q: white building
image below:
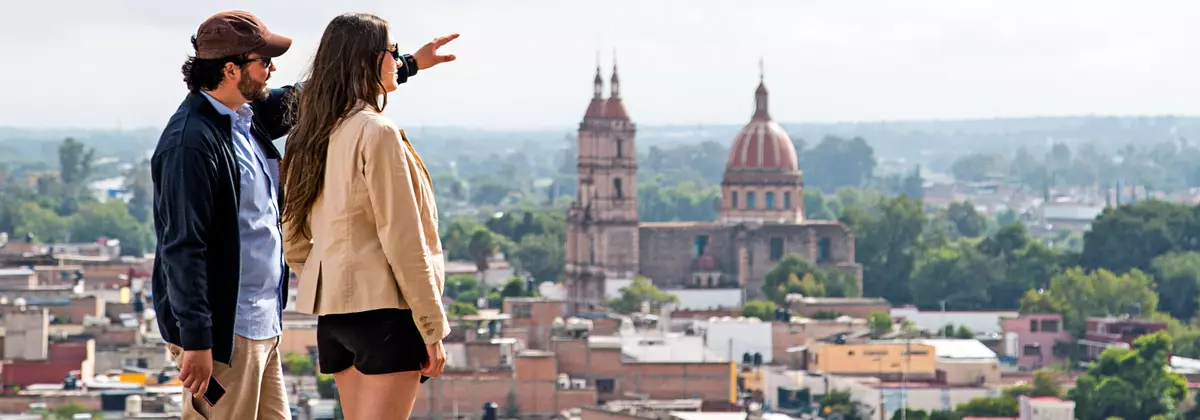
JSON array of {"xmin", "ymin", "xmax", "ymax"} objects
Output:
[
  {"xmin": 890, "ymin": 306, "xmax": 1017, "ymax": 335},
  {"xmin": 1020, "ymin": 396, "xmax": 1075, "ymax": 420},
  {"xmin": 703, "ymin": 316, "xmax": 773, "ymax": 364}
]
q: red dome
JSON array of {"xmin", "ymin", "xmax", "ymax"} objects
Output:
[
  {"xmin": 725, "ymin": 78, "xmax": 798, "ymax": 173},
  {"xmin": 726, "ymin": 119, "xmax": 798, "ymax": 172}
]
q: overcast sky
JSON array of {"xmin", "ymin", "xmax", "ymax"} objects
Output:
[{"xmin": 1, "ymin": 0, "xmax": 1197, "ymax": 130}]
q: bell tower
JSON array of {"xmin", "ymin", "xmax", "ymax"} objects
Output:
[{"xmin": 565, "ymin": 54, "xmax": 639, "ymax": 313}]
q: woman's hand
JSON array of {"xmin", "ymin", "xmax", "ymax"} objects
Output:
[
  {"xmin": 413, "ymin": 34, "xmax": 459, "ymax": 70},
  {"xmin": 421, "ymin": 340, "xmax": 447, "ymax": 377}
]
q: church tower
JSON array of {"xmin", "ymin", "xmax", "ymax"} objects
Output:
[{"xmin": 565, "ymin": 56, "xmax": 639, "ymax": 313}]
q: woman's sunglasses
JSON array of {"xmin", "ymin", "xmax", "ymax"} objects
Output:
[{"xmin": 386, "ymin": 43, "xmax": 401, "ymax": 62}]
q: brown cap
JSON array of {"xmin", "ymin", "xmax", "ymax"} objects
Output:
[{"xmin": 194, "ymin": 10, "xmax": 292, "ymax": 60}]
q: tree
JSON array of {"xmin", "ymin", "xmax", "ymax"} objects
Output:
[
  {"xmin": 11, "ymin": 202, "xmax": 70, "ymax": 243},
  {"xmin": 819, "ymin": 389, "xmax": 867, "ymax": 420},
  {"xmin": 1150, "ymin": 252, "xmax": 1200, "ymax": 321},
  {"xmin": 909, "ymin": 242, "xmax": 998, "ymax": 310},
  {"xmin": 45, "ymin": 402, "xmax": 102, "ymax": 419},
  {"xmin": 609, "ymin": 277, "xmax": 678, "ymax": 314},
  {"xmin": 125, "ymin": 159, "xmax": 153, "ymax": 224},
  {"xmin": 845, "ymin": 195, "xmax": 926, "ymax": 304},
  {"xmin": 448, "ymin": 301, "xmax": 479, "ymax": 317},
  {"xmin": 1019, "ymin": 267, "xmax": 1158, "ymax": 337},
  {"xmin": 316, "ymin": 373, "xmax": 337, "ymax": 398},
  {"xmin": 282, "ymin": 352, "xmax": 315, "ymax": 375},
  {"xmin": 468, "ymin": 227, "xmax": 498, "ymax": 276},
  {"xmin": 503, "ymin": 389, "xmax": 520, "ymax": 418},
  {"xmin": 1080, "ymin": 200, "xmax": 1196, "ymax": 274},
  {"xmin": 58, "ymin": 137, "xmax": 94, "ymax": 187},
  {"xmin": 867, "ymin": 311, "xmax": 892, "ymax": 337},
  {"xmin": 955, "ymin": 396, "xmax": 1018, "ymax": 417},
  {"xmin": 1069, "ymin": 332, "xmax": 1188, "ymax": 420},
  {"xmin": 761, "ymin": 254, "xmax": 859, "ymax": 304},
  {"xmin": 1004, "ymin": 369, "xmax": 1065, "ymax": 399},
  {"xmin": 499, "ymin": 276, "xmax": 538, "ymax": 300},
  {"xmin": 509, "ymin": 233, "xmax": 565, "ymax": 283},
  {"xmin": 742, "ymin": 300, "xmax": 777, "ymax": 320},
  {"xmin": 71, "ymin": 199, "xmax": 155, "ymax": 256},
  {"xmin": 944, "ymin": 201, "xmax": 986, "ymax": 238}
]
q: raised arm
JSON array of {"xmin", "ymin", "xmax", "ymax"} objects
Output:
[
  {"xmin": 361, "ymin": 118, "xmax": 449, "ymax": 344},
  {"xmin": 153, "ymin": 145, "xmax": 217, "ymax": 351}
]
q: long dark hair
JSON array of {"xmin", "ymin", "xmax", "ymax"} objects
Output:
[{"xmin": 282, "ymin": 13, "xmax": 390, "ymax": 241}]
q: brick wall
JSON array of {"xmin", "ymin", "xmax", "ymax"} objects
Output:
[
  {"xmin": 410, "ymin": 352, "xmax": 598, "ymax": 419},
  {"xmin": 503, "ymin": 299, "xmax": 566, "ymax": 350},
  {"xmin": 637, "ymin": 222, "xmax": 859, "ymax": 300},
  {"xmin": 550, "ymin": 338, "xmax": 734, "ymax": 403}
]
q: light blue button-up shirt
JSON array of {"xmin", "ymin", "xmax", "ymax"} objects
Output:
[{"xmin": 201, "ymin": 92, "xmax": 284, "ymax": 340}]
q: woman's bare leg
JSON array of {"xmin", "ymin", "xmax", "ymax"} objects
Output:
[
  {"xmin": 354, "ymin": 371, "xmax": 423, "ymax": 419},
  {"xmin": 333, "ymin": 366, "xmax": 364, "ymax": 420}
]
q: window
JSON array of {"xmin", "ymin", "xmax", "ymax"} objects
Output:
[
  {"xmin": 864, "ymin": 350, "xmax": 888, "ymax": 356},
  {"xmin": 766, "ymin": 192, "xmax": 776, "ymax": 209},
  {"xmin": 707, "ymin": 276, "xmax": 715, "ymax": 288},
  {"xmin": 1029, "ymin": 319, "xmax": 1039, "ymax": 333},
  {"xmin": 514, "ymin": 304, "xmax": 532, "ymax": 319},
  {"xmin": 747, "ymin": 192, "xmax": 757, "ymax": 209},
  {"xmin": 1023, "ymin": 344, "xmax": 1041, "ymax": 356},
  {"xmin": 616, "ymin": 140, "xmax": 623, "ymax": 158},
  {"xmin": 769, "ymin": 238, "xmax": 784, "ymax": 261},
  {"xmin": 1040, "ymin": 319, "xmax": 1059, "ymax": 333},
  {"xmin": 613, "ymin": 178, "xmax": 623, "ymax": 199},
  {"xmin": 903, "ymin": 350, "xmax": 929, "ymax": 356},
  {"xmin": 731, "ymin": 191, "xmax": 739, "ymax": 209},
  {"xmin": 596, "ymin": 379, "xmax": 615, "ymax": 394},
  {"xmin": 589, "ymin": 236, "xmax": 596, "ymax": 265},
  {"xmin": 817, "ymin": 238, "xmax": 831, "ymax": 262},
  {"xmin": 784, "ymin": 192, "xmax": 792, "ymax": 209},
  {"xmin": 694, "ymin": 235, "xmax": 709, "ymax": 258}
]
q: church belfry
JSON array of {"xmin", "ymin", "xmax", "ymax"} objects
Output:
[{"xmin": 565, "ymin": 53, "xmax": 639, "ymax": 313}]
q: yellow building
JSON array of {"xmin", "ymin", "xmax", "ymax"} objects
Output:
[{"xmin": 809, "ymin": 342, "xmax": 937, "ymax": 378}]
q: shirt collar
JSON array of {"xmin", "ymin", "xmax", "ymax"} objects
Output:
[{"xmin": 200, "ymin": 91, "xmax": 254, "ymax": 122}]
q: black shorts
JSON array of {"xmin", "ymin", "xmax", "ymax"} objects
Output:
[{"xmin": 317, "ymin": 308, "xmax": 430, "ymax": 381}]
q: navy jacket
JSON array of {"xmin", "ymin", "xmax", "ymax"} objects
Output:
[{"xmin": 150, "ymin": 87, "xmax": 295, "ymax": 365}]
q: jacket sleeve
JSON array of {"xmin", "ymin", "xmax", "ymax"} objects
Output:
[
  {"xmin": 282, "ymin": 222, "xmax": 313, "ymax": 278},
  {"xmin": 361, "ymin": 118, "xmax": 450, "ymax": 345},
  {"xmin": 252, "ymin": 84, "xmax": 301, "ymax": 140},
  {"xmin": 153, "ymin": 146, "xmax": 216, "ymax": 351}
]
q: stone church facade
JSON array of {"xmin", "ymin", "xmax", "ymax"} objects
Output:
[{"xmin": 565, "ymin": 61, "xmax": 861, "ymax": 313}]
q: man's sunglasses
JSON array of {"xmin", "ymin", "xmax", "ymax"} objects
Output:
[{"xmin": 236, "ymin": 57, "xmax": 272, "ymax": 68}]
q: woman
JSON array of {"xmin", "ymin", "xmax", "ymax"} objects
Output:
[{"xmin": 281, "ymin": 13, "xmax": 458, "ymax": 419}]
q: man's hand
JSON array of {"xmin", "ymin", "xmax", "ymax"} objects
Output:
[
  {"xmin": 412, "ymin": 34, "xmax": 460, "ymax": 70},
  {"xmin": 179, "ymin": 349, "xmax": 213, "ymax": 398},
  {"xmin": 420, "ymin": 341, "xmax": 447, "ymax": 377}
]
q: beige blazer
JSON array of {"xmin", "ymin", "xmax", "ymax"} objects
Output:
[{"xmin": 284, "ymin": 102, "xmax": 449, "ymax": 345}]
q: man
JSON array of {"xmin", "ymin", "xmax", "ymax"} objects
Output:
[{"xmin": 151, "ymin": 10, "xmax": 458, "ymax": 419}]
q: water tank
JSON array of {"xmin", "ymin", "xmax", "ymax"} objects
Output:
[
  {"xmin": 482, "ymin": 402, "xmax": 498, "ymax": 420},
  {"xmin": 125, "ymin": 395, "xmax": 143, "ymax": 416}
]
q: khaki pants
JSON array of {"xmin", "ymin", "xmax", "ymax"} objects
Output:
[{"xmin": 169, "ymin": 335, "xmax": 291, "ymax": 420}]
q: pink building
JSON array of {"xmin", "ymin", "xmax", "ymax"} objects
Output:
[{"xmin": 1000, "ymin": 314, "xmax": 1071, "ymax": 370}]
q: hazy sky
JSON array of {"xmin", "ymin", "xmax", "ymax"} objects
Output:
[{"xmin": 2, "ymin": 0, "xmax": 1198, "ymax": 130}]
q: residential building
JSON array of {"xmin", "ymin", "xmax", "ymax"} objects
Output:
[{"xmin": 1000, "ymin": 314, "xmax": 1071, "ymax": 370}]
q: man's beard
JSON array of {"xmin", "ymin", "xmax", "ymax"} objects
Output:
[{"xmin": 238, "ymin": 68, "xmax": 269, "ymax": 102}]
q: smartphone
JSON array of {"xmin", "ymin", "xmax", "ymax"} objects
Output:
[{"xmin": 203, "ymin": 376, "xmax": 227, "ymax": 406}]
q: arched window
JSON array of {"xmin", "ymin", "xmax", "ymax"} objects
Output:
[
  {"xmin": 731, "ymin": 191, "xmax": 739, "ymax": 209},
  {"xmin": 766, "ymin": 192, "xmax": 775, "ymax": 209},
  {"xmin": 784, "ymin": 192, "xmax": 792, "ymax": 209},
  {"xmin": 613, "ymin": 178, "xmax": 623, "ymax": 199},
  {"xmin": 747, "ymin": 192, "xmax": 757, "ymax": 209}
]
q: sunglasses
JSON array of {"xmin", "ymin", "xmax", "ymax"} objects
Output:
[
  {"xmin": 386, "ymin": 43, "xmax": 401, "ymax": 62},
  {"xmin": 238, "ymin": 56, "xmax": 272, "ymax": 68}
]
